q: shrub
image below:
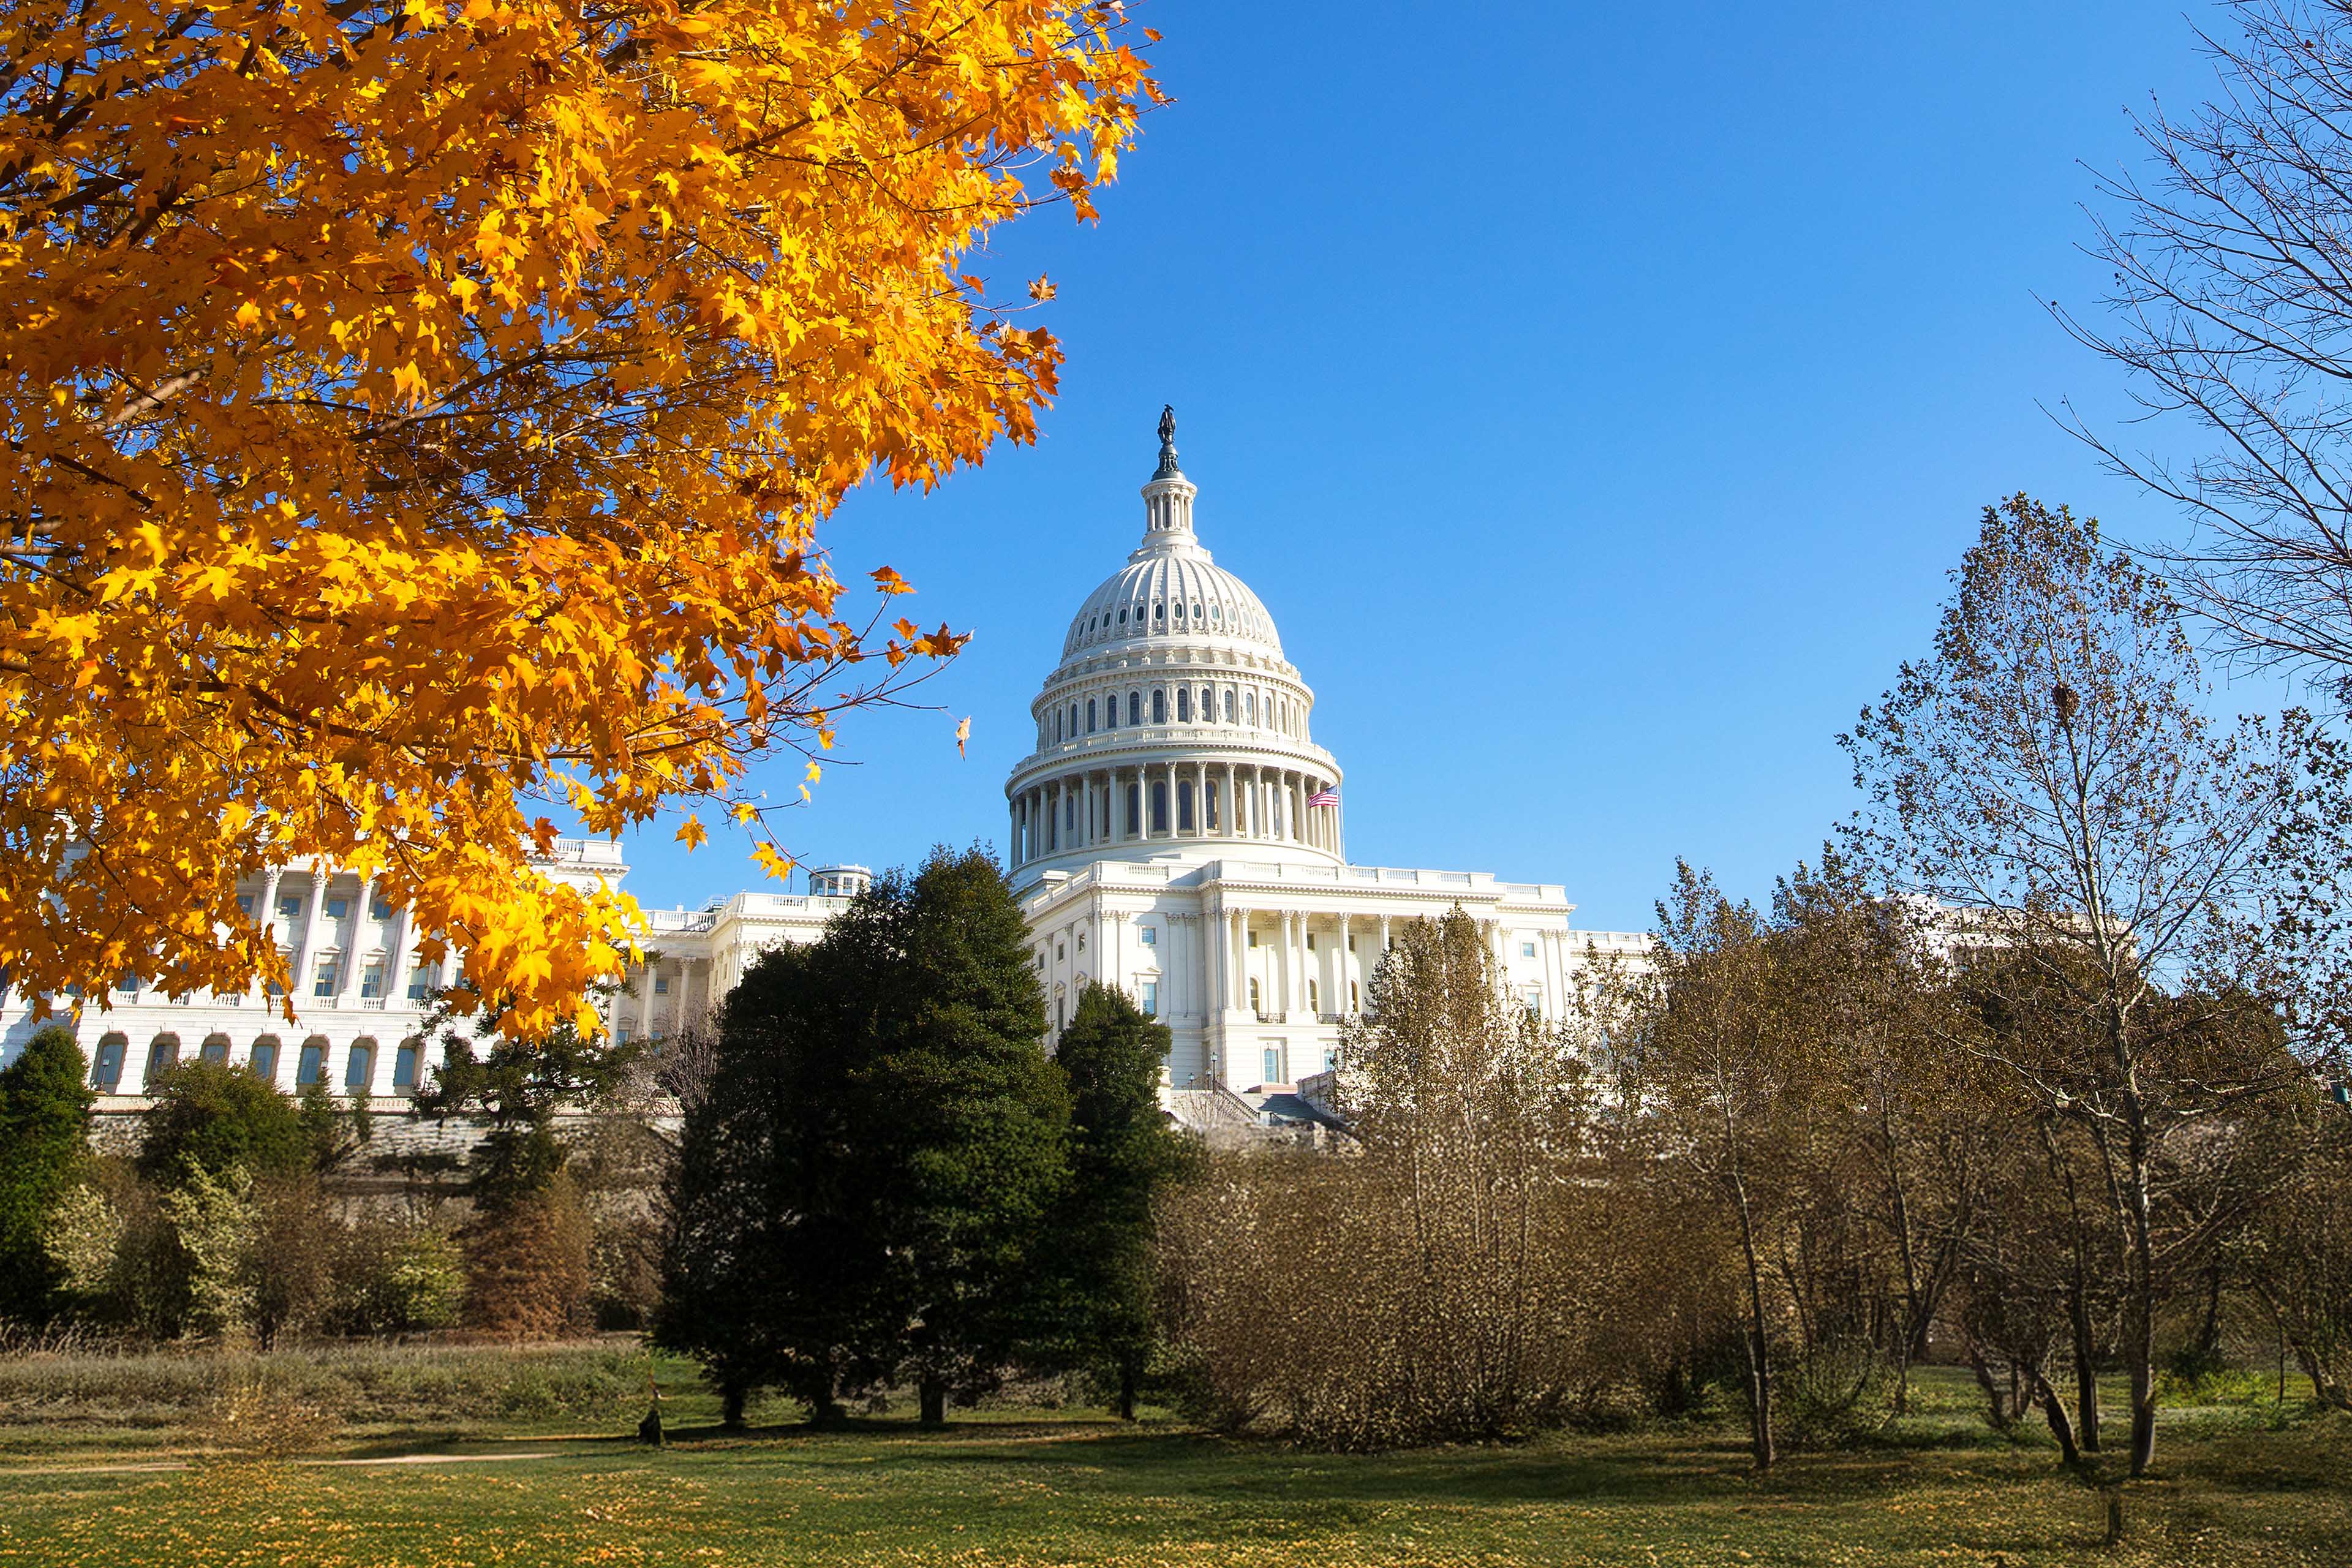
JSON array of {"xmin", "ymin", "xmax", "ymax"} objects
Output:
[
  {"xmin": 138, "ymin": 1063, "xmax": 307, "ymax": 1186},
  {"xmin": 464, "ymin": 1172, "xmax": 594, "ymax": 1340},
  {"xmin": 0, "ymin": 1027, "xmax": 94, "ymax": 1326}
]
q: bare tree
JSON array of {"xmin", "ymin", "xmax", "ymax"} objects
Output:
[
  {"xmin": 1843, "ymin": 494, "xmax": 2297, "ymax": 1476},
  {"xmin": 2060, "ymin": 1, "xmax": 2352, "ymax": 684}
]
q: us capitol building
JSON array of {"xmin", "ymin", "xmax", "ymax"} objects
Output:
[{"xmin": 0, "ymin": 412, "xmax": 1645, "ymax": 1110}]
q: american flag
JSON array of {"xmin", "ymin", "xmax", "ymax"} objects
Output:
[{"xmin": 1306, "ymin": 786, "xmax": 1340, "ymax": 808}]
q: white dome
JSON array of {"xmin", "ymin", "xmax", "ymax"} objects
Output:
[{"xmin": 1061, "ymin": 549, "xmax": 1282, "ymax": 659}]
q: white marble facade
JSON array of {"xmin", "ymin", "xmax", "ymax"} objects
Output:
[{"xmin": 0, "ymin": 412, "xmax": 1643, "ymax": 1104}]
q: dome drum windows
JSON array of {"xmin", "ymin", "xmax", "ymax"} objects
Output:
[
  {"xmin": 1176, "ymin": 688, "xmax": 1192, "ymax": 723},
  {"xmin": 1151, "ymin": 689, "xmax": 1166, "ymax": 725},
  {"xmin": 1127, "ymin": 690, "xmax": 1141, "ymax": 726}
]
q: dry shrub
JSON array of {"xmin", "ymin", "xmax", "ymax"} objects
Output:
[
  {"xmin": 464, "ymin": 1173, "xmax": 594, "ymax": 1340},
  {"xmin": 1156, "ymin": 911, "xmax": 1677, "ymax": 1449},
  {"xmin": 202, "ymin": 1373, "xmax": 337, "ymax": 1457}
]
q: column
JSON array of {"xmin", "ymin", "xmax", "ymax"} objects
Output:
[
  {"xmin": 338, "ymin": 874, "xmax": 375, "ymax": 1005},
  {"xmin": 1281, "ymin": 911, "xmax": 1299, "ymax": 1017},
  {"xmin": 385, "ymin": 902, "xmax": 420, "ymax": 1017},
  {"xmin": 1336, "ymin": 914, "xmax": 1351, "ymax": 1016},
  {"xmin": 1009, "ymin": 800, "xmax": 1022, "ymax": 867},
  {"xmin": 247, "ymin": 864, "xmax": 284, "ymax": 1004},
  {"xmin": 293, "ymin": 864, "xmax": 329, "ymax": 1013},
  {"xmin": 1228, "ymin": 908, "xmax": 1245, "ymax": 1012},
  {"xmin": 1081, "ymin": 773, "xmax": 1095, "ymax": 848}
]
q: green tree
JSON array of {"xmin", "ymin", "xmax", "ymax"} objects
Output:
[
  {"xmin": 1035, "ymin": 982, "xmax": 1193, "ymax": 1419},
  {"xmin": 886, "ymin": 847, "xmax": 1071, "ymax": 1427},
  {"xmin": 657, "ymin": 845, "xmax": 1065, "ymax": 1429},
  {"xmin": 137, "ymin": 1061, "xmax": 307, "ymax": 1187},
  {"xmin": 0, "ymin": 1027, "xmax": 93, "ymax": 1324}
]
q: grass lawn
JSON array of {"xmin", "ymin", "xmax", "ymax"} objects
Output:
[{"xmin": 0, "ymin": 1346, "xmax": 2342, "ymax": 1567}]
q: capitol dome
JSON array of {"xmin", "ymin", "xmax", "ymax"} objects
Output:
[{"xmin": 1006, "ymin": 409, "xmax": 1344, "ymax": 883}]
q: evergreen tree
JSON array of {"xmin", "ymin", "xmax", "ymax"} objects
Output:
[
  {"xmin": 1038, "ymin": 982, "xmax": 1194, "ymax": 1419},
  {"xmin": 0, "ymin": 1028, "xmax": 94, "ymax": 1324},
  {"xmin": 656, "ymin": 932, "xmax": 899, "ymax": 1427},
  {"xmin": 656, "ymin": 845, "xmax": 1066, "ymax": 1428},
  {"xmin": 884, "ymin": 846, "xmax": 1069, "ymax": 1427},
  {"xmin": 137, "ymin": 1060, "xmax": 307, "ymax": 1186}
]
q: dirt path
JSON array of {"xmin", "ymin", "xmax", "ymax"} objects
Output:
[{"xmin": 6, "ymin": 1450, "xmax": 568, "ymax": 1477}]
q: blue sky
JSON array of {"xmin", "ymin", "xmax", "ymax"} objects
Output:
[{"xmin": 616, "ymin": 1, "xmax": 2255, "ymax": 934}]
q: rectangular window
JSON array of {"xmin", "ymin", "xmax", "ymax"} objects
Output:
[
  {"xmin": 1521, "ymin": 985, "xmax": 1543, "ymax": 1016},
  {"xmin": 1262, "ymin": 1046, "xmax": 1281, "ymax": 1087},
  {"xmin": 406, "ymin": 963, "xmax": 435, "ymax": 1001},
  {"xmin": 237, "ymin": 894, "xmax": 255, "ymax": 918},
  {"xmin": 1139, "ymin": 927, "xmax": 1156, "ymax": 947},
  {"xmin": 296, "ymin": 1041, "xmax": 325, "ymax": 1086},
  {"xmin": 1521, "ymin": 941, "xmax": 1537, "ymax": 959},
  {"xmin": 115, "ymin": 974, "xmax": 138, "ymax": 996},
  {"xmin": 313, "ymin": 961, "xmax": 339, "ymax": 997},
  {"xmin": 1306, "ymin": 933, "xmax": 1316, "ymax": 951},
  {"xmin": 277, "ymin": 894, "xmax": 302, "ymax": 921},
  {"xmin": 1140, "ymin": 980, "xmax": 1159, "ymax": 1016},
  {"xmin": 360, "ymin": 962, "xmax": 384, "ymax": 1000},
  {"xmin": 1246, "ymin": 929, "xmax": 1257, "ymax": 948},
  {"xmin": 616, "ymin": 1027, "xmax": 631, "ymax": 1047},
  {"xmin": 654, "ymin": 973, "xmax": 670, "ymax": 995},
  {"xmin": 370, "ymin": 894, "xmax": 394, "ymax": 921},
  {"xmin": 326, "ymin": 897, "xmax": 349, "ymax": 921},
  {"xmin": 1348, "ymin": 935, "xmax": 1357, "ymax": 952},
  {"xmin": 1323, "ymin": 1047, "xmax": 1338, "ymax": 1076}
]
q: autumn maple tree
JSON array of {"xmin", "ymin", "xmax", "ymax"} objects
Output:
[{"xmin": 0, "ymin": 0, "xmax": 1157, "ymax": 1036}]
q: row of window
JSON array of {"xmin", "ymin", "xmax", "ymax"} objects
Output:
[
  {"xmin": 235, "ymin": 889, "xmax": 399, "ymax": 924},
  {"xmin": 1072, "ymin": 594, "xmax": 1263, "ymax": 646},
  {"xmin": 1043, "ymin": 682, "xmax": 1302, "ymax": 747},
  {"xmin": 85, "ymin": 1031, "xmax": 423, "ymax": 1095},
  {"xmin": 86, "ymin": 960, "xmax": 447, "ymax": 1008}
]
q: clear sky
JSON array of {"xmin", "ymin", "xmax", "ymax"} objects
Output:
[{"xmin": 614, "ymin": 1, "xmax": 2253, "ymax": 934}]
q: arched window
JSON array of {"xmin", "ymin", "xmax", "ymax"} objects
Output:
[
  {"xmin": 1104, "ymin": 695, "xmax": 1117, "ymax": 729},
  {"xmin": 1199, "ymin": 685, "xmax": 1212, "ymax": 719},
  {"xmin": 143, "ymin": 1033, "xmax": 181, "ymax": 1088},
  {"xmin": 1176, "ymin": 687, "xmax": 1191, "ymax": 722},
  {"xmin": 1150, "ymin": 779, "xmax": 1169, "ymax": 834},
  {"xmin": 1248, "ymin": 689, "xmax": 1259, "ymax": 724},
  {"xmin": 1308, "ymin": 979, "xmax": 1320, "ymax": 1014},
  {"xmin": 1118, "ymin": 606, "xmax": 1127, "ymax": 625},
  {"xmin": 1087, "ymin": 697, "xmax": 1098, "ymax": 733},
  {"xmin": 1223, "ymin": 688, "xmax": 1236, "ymax": 722},
  {"xmin": 250, "ymin": 1035, "xmax": 282, "ymax": 1083},
  {"xmin": 296, "ymin": 1036, "xmax": 329, "ymax": 1087},
  {"xmin": 1153, "ymin": 601, "xmax": 1164, "ymax": 623},
  {"xmin": 1125, "ymin": 782, "xmax": 1141, "ymax": 834},
  {"xmin": 1069, "ymin": 703, "xmax": 1079, "ymax": 737},
  {"xmin": 1177, "ymin": 783, "xmax": 1195, "ymax": 832},
  {"xmin": 1052, "ymin": 709, "xmax": 1061, "ymax": 743},
  {"xmin": 1249, "ymin": 978, "xmax": 1261, "ymax": 1011},
  {"xmin": 90, "ymin": 1033, "xmax": 127, "ymax": 1091},
  {"xmin": 393, "ymin": 1039, "xmax": 422, "ymax": 1094},
  {"xmin": 345, "ymin": 1039, "xmax": 377, "ymax": 1091},
  {"xmin": 1151, "ymin": 688, "xmax": 1166, "ymax": 725},
  {"xmin": 1127, "ymin": 690, "xmax": 1140, "ymax": 725},
  {"xmin": 200, "ymin": 1033, "xmax": 231, "ymax": 1067}
]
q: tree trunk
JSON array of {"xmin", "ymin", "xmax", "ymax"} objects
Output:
[
  {"xmin": 1968, "ymin": 1344, "xmax": 2015, "ymax": 1432},
  {"xmin": 2122, "ymin": 1085, "xmax": 2159, "ymax": 1477},
  {"xmin": 919, "ymin": 1375, "xmax": 947, "ymax": 1429},
  {"xmin": 2068, "ymin": 1292, "xmax": 2102, "ymax": 1455},
  {"xmin": 1730, "ymin": 1174, "xmax": 1775, "ymax": 1470},
  {"xmin": 721, "ymin": 1378, "xmax": 748, "ymax": 1430},
  {"xmin": 2034, "ymin": 1372, "xmax": 2084, "ymax": 1468},
  {"xmin": 1117, "ymin": 1359, "xmax": 1139, "ymax": 1422}
]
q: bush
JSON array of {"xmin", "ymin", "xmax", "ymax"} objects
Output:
[
  {"xmin": 1775, "ymin": 1340, "xmax": 1898, "ymax": 1450},
  {"xmin": 464, "ymin": 1173, "xmax": 594, "ymax": 1340},
  {"xmin": 0, "ymin": 1027, "xmax": 94, "ymax": 1327},
  {"xmin": 139, "ymin": 1063, "xmax": 307, "ymax": 1186}
]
